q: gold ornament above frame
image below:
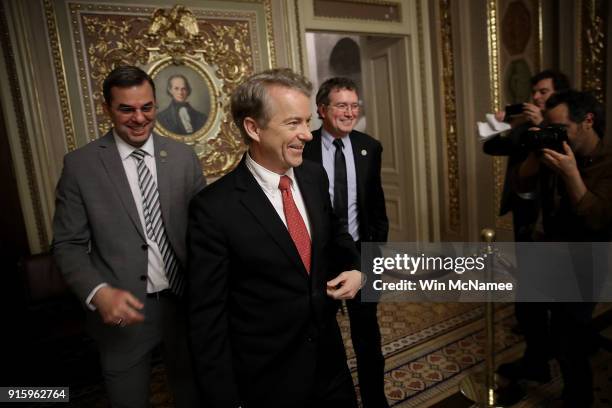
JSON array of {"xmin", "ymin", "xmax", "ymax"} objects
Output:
[{"xmin": 61, "ymin": 2, "xmax": 271, "ymax": 178}]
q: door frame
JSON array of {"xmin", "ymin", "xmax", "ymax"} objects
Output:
[{"xmin": 291, "ymin": 0, "xmax": 440, "ymax": 242}]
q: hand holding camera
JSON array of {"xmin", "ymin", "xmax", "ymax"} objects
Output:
[
  {"xmin": 540, "ymin": 141, "xmax": 578, "ymax": 178},
  {"xmin": 503, "ymin": 102, "xmax": 544, "ymax": 125}
]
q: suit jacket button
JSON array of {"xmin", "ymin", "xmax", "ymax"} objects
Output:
[
  {"xmin": 307, "ymin": 337, "xmax": 313, "ymax": 343},
  {"xmin": 141, "ymin": 244, "xmax": 148, "ymax": 250},
  {"xmin": 140, "ymin": 275, "xmax": 147, "ymax": 281}
]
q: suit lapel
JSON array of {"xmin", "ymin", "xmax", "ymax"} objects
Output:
[
  {"xmin": 294, "ymin": 165, "xmax": 323, "ymax": 275},
  {"xmin": 153, "ymin": 133, "xmax": 171, "ymax": 230},
  {"xmin": 350, "ymin": 131, "xmax": 367, "ymax": 212},
  {"xmin": 235, "ymin": 159, "xmax": 309, "ymax": 278},
  {"xmin": 98, "ymin": 131, "xmax": 146, "ymax": 241}
]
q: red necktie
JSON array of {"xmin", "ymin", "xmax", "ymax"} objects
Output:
[{"xmin": 279, "ymin": 175, "xmax": 311, "ymax": 273}]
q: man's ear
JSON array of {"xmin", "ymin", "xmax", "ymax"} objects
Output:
[
  {"xmin": 243, "ymin": 117, "xmax": 260, "ymax": 143},
  {"xmin": 583, "ymin": 112, "xmax": 594, "ymax": 129},
  {"xmin": 102, "ymin": 102, "xmax": 111, "ymax": 116},
  {"xmin": 317, "ymin": 104, "xmax": 327, "ymax": 120}
]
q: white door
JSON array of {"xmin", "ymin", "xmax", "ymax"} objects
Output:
[{"xmin": 360, "ymin": 36, "xmax": 417, "ymax": 241}]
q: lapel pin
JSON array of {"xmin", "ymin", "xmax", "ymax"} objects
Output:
[
  {"xmin": 361, "ymin": 149, "xmax": 367, "ymax": 156},
  {"xmin": 159, "ymin": 150, "xmax": 168, "ymax": 162}
]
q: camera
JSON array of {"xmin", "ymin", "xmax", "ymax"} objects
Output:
[
  {"xmin": 520, "ymin": 125, "xmax": 568, "ymax": 152},
  {"xmin": 504, "ymin": 103, "xmax": 524, "ymax": 118}
]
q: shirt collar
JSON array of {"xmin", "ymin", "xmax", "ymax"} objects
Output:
[
  {"xmin": 321, "ymin": 128, "xmax": 349, "ymax": 151},
  {"xmin": 113, "ymin": 130, "xmax": 155, "ymax": 161},
  {"xmin": 245, "ymin": 152, "xmax": 296, "ymax": 194}
]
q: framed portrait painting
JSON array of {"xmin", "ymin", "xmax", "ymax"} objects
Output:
[{"xmin": 149, "ymin": 57, "xmax": 220, "ymax": 143}]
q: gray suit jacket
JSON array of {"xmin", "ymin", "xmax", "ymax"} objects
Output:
[{"xmin": 52, "ymin": 131, "xmax": 205, "ymax": 348}]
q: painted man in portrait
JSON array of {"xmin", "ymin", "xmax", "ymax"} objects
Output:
[{"xmin": 158, "ymin": 74, "xmax": 208, "ymax": 135}]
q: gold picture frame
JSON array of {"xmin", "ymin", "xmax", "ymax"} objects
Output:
[{"xmin": 149, "ymin": 57, "xmax": 223, "ymax": 144}]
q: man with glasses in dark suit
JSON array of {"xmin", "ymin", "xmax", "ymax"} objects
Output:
[{"xmin": 304, "ymin": 77, "xmax": 389, "ymax": 408}]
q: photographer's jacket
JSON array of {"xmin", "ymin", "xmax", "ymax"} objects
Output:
[{"xmin": 514, "ymin": 139, "xmax": 612, "ymax": 241}]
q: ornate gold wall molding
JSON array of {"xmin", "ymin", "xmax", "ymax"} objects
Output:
[
  {"xmin": 580, "ymin": 0, "xmax": 607, "ymax": 104},
  {"xmin": 489, "ymin": 0, "xmax": 542, "ymax": 231},
  {"xmin": 44, "ymin": 1, "xmax": 275, "ymax": 178},
  {"xmin": 0, "ymin": 1, "xmax": 48, "ymax": 249},
  {"xmin": 439, "ymin": 0, "xmax": 460, "ymax": 233},
  {"xmin": 44, "ymin": 0, "xmax": 77, "ymax": 152},
  {"xmin": 262, "ymin": 0, "xmax": 276, "ymax": 69},
  {"xmin": 486, "ymin": 1, "xmax": 501, "ymax": 113},
  {"xmin": 293, "ymin": 0, "xmax": 305, "ymax": 72},
  {"xmin": 486, "ymin": 0, "xmax": 506, "ymax": 230}
]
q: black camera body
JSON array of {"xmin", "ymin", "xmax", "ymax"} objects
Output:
[
  {"xmin": 504, "ymin": 103, "xmax": 524, "ymax": 118},
  {"xmin": 520, "ymin": 125, "xmax": 568, "ymax": 152}
]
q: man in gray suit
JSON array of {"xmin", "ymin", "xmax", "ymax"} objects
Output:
[{"xmin": 52, "ymin": 66, "xmax": 205, "ymax": 407}]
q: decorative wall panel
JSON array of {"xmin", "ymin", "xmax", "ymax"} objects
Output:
[
  {"xmin": 438, "ymin": 0, "xmax": 460, "ymax": 234},
  {"xmin": 489, "ymin": 0, "xmax": 542, "ymax": 230},
  {"xmin": 48, "ymin": 1, "xmax": 274, "ymax": 177},
  {"xmin": 579, "ymin": 0, "xmax": 608, "ymax": 105}
]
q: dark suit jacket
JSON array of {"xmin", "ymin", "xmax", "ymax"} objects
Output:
[
  {"xmin": 187, "ymin": 157, "xmax": 359, "ymax": 407},
  {"xmin": 482, "ymin": 123, "xmax": 531, "ymax": 216},
  {"xmin": 52, "ymin": 131, "xmax": 205, "ymax": 349},
  {"xmin": 303, "ymin": 128, "xmax": 389, "ymax": 243},
  {"xmin": 158, "ymin": 100, "xmax": 208, "ymax": 135}
]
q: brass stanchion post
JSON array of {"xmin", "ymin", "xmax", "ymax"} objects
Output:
[{"xmin": 459, "ymin": 228, "xmax": 505, "ymax": 407}]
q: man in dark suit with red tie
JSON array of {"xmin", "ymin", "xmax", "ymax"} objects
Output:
[
  {"xmin": 303, "ymin": 77, "xmax": 389, "ymax": 408},
  {"xmin": 187, "ymin": 68, "xmax": 364, "ymax": 408}
]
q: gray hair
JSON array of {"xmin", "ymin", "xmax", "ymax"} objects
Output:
[{"xmin": 230, "ymin": 68, "xmax": 312, "ymax": 144}]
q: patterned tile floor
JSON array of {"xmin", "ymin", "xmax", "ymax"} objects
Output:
[
  {"xmin": 341, "ymin": 303, "xmax": 612, "ymax": 408},
  {"xmin": 45, "ymin": 303, "xmax": 612, "ymax": 407}
]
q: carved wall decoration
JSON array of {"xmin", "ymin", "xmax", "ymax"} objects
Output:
[
  {"xmin": 439, "ymin": 0, "xmax": 460, "ymax": 233},
  {"xmin": 47, "ymin": 1, "xmax": 274, "ymax": 178},
  {"xmin": 44, "ymin": 0, "xmax": 78, "ymax": 153},
  {"xmin": 501, "ymin": 1, "xmax": 531, "ymax": 56},
  {"xmin": 580, "ymin": 0, "xmax": 608, "ymax": 105},
  {"xmin": 499, "ymin": 0, "xmax": 541, "ymax": 101},
  {"xmin": 489, "ymin": 0, "xmax": 542, "ymax": 230}
]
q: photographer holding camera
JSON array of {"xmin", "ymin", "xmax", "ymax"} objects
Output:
[
  {"xmin": 483, "ymin": 70, "xmax": 570, "ymax": 241},
  {"xmin": 500, "ymin": 90, "xmax": 611, "ymax": 407},
  {"xmin": 483, "ymin": 72, "xmax": 570, "ymax": 380}
]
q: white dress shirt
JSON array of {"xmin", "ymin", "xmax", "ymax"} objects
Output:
[
  {"xmin": 178, "ymin": 107, "xmax": 193, "ymax": 133},
  {"xmin": 86, "ymin": 132, "xmax": 169, "ymax": 309},
  {"xmin": 245, "ymin": 152, "xmax": 311, "ymax": 236}
]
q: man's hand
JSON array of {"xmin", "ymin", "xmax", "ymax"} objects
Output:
[
  {"xmin": 541, "ymin": 142, "xmax": 587, "ymax": 205},
  {"xmin": 91, "ymin": 286, "xmax": 145, "ymax": 327},
  {"xmin": 326, "ymin": 270, "xmax": 363, "ymax": 300},
  {"xmin": 541, "ymin": 142, "xmax": 579, "ymax": 178},
  {"xmin": 523, "ymin": 103, "xmax": 544, "ymax": 125},
  {"xmin": 494, "ymin": 111, "xmax": 505, "ymax": 122}
]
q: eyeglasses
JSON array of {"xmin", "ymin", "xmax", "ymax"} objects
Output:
[{"xmin": 329, "ymin": 103, "xmax": 361, "ymax": 113}]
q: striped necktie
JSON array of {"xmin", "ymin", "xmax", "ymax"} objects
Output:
[{"xmin": 131, "ymin": 149, "xmax": 183, "ymax": 296}]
